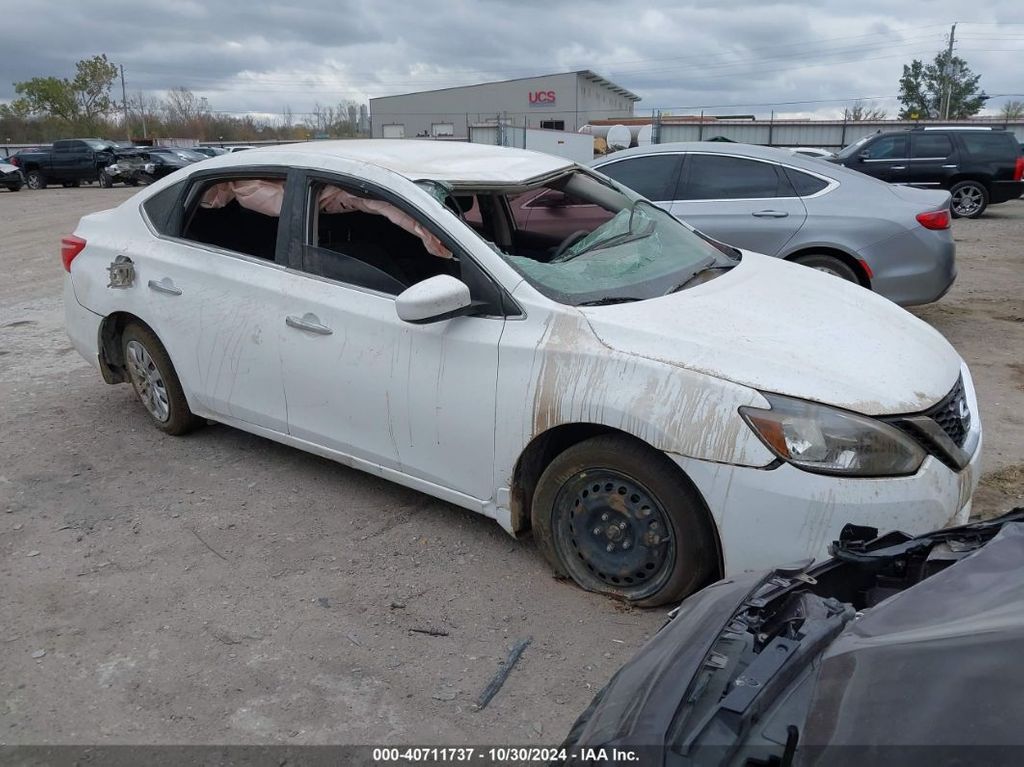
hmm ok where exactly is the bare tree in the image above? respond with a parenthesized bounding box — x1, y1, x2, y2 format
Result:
(843, 102, 888, 121)
(1000, 99, 1024, 120)
(163, 87, 211, 135)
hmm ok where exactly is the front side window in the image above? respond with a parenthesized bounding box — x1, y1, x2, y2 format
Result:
(863, 135, 907, 160)
(598, 155, 683, 201)
(302, 181, 459, 296)
(680, 155, 784, 200)
(180, 176, 284, 261)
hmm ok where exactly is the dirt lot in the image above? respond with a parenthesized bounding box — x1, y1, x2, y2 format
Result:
(1, 187, 1022, 746)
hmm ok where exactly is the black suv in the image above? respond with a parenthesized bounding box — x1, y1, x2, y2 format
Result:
(832, 127, 1024, 218)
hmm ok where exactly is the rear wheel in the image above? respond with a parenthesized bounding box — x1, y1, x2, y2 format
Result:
(98, 171, 114, 188)
(121, 323, 202, 436)
(792, 253, 860, 283)
(25, 170, 46, 190)
(532, 434, 717, 607)
(949, 180, 987, 219)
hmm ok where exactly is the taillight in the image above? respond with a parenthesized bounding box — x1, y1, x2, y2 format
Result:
(1014, 156, 1024, 182)
(916, 209, 950, 230)
(7, 156, 19, 167)
(61, 235, 87, 272)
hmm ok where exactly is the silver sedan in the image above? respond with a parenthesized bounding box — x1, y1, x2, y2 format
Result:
(590, 142, 955, 306)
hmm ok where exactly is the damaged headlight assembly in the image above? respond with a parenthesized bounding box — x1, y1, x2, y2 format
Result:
(740, 393, 926, 477)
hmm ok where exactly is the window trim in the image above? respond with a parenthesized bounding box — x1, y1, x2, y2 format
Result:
(608, 151, 839, 203)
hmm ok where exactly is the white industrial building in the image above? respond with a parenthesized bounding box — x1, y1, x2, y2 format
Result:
(368, 70, 640, 139)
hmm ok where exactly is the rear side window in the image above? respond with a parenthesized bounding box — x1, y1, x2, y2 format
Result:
(959, 132, 1016, 160)
(142, 180, 187, 235)
(782, 167, 829, 196)
(598, 155, 683, 200)
(911, 134, 953, 158)
(180, 176, 285, 261)
(680, 155, 784, 199)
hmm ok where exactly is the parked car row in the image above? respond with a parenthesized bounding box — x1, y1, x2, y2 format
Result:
(62, 140, 981, 610)
(2, 139, 257, 189)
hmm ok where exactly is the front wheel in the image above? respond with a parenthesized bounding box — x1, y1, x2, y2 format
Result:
(121, 323, 202, 436)
(792, 253, 860, 283)
(98, 171, 114, 188)
(5, 183, 21, 192)
(949, 181, 988, 219)
(532, 434, 717, 607)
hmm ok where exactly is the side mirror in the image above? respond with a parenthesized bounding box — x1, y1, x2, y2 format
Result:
(857, 149, 870, 161)
(396, 275, 474, 324)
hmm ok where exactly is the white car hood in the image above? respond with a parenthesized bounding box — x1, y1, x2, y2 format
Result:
(579, 252, 962, 416)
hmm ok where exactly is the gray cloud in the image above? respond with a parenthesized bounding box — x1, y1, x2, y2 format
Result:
(0, 0, 1021, 119)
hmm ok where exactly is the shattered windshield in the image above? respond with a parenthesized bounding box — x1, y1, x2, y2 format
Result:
(483, 172, 733, 305)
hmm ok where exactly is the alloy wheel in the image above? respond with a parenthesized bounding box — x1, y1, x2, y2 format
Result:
(952, 186, 983, 217)
(125, 340, 171, 422)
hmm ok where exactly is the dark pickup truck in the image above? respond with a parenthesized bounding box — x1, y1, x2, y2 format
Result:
(9, 138, 117, 190)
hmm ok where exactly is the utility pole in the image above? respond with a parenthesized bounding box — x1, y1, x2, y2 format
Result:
(941, 23, 957, 121)
(120, 65, 130, 140)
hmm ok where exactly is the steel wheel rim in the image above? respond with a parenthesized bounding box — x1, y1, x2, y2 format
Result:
(552, 469, 675, 599)
(125, 340, 170, 422)
(952, 186, 982, 216)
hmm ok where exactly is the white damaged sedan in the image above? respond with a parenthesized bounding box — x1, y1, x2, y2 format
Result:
(62, 141, 981, 606)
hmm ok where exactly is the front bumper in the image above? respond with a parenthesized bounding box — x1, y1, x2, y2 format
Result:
(673, 442, 981, 574)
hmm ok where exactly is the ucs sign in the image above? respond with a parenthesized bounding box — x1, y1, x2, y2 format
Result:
(529, 90, 556, 106)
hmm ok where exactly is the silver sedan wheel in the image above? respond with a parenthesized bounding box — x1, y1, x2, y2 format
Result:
(125, 340, 171, 422)
(951, 185, 983, 217)
(811, 265, 843, 278)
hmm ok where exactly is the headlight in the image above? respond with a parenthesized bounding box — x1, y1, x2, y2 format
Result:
(740, 393, 926, 477)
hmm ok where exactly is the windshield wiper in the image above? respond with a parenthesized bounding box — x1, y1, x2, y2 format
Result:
(665, 264, 732, 295)
(576, 297, 643, 306)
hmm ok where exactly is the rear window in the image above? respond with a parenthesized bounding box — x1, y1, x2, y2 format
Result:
(680, 155, 785, 200)
(911, 134, 954, 158)
(782, 167, 829, 197)
(958, 132, 1016, 161)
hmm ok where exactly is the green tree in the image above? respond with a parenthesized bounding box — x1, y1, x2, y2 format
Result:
(898, 49, 987, 119)
(12, 54, 119, 126)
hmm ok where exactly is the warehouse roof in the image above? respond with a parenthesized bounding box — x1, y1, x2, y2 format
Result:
(370, 70, 641, 103)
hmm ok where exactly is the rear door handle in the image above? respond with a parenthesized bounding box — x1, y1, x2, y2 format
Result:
(942, 164, 958, 169)
(751, 210, 789, 218)
(147, 278, 181, 296)
(891, 165, 907, 171)
(285, 313, 333, 336)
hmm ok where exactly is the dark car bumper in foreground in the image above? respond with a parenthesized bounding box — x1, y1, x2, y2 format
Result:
(561, 508, 1024, 766)
(2, 167, 23, 189)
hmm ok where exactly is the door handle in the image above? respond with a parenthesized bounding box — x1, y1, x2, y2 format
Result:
(285, 313, 333, 336)
(942, 164, 958, 169)
(891, 165, 907, 171)
(751, 210, 789, 218)
(147, 278, 181, 296)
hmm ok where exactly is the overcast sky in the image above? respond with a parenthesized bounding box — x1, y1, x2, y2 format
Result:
(0, 0, 1021, 121)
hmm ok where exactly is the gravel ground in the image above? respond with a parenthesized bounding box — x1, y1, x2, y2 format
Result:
(1, 186, 1022, 746)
